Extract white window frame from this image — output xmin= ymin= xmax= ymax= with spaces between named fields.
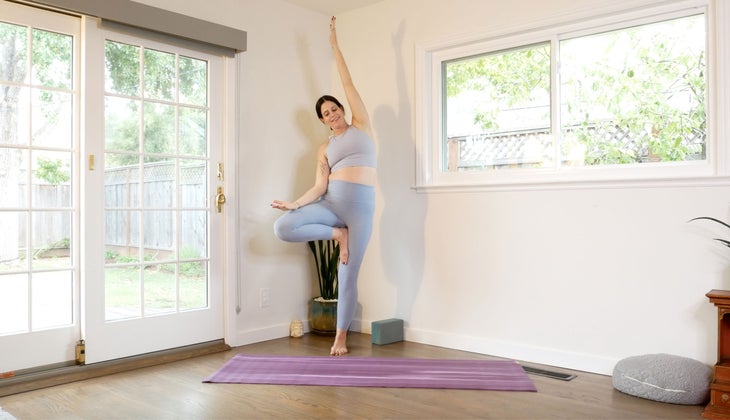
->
xmin=415 ymin=0 xmax=730 ymax=192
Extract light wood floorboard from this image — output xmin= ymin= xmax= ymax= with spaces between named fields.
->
xmin=0 ymin=333 xmax=705 ymax=419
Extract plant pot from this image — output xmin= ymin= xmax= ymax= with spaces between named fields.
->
xmin=309 ymin=297 xmax=337 ymax=336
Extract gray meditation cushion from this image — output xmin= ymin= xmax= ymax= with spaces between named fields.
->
xmin=612 ymin=353 xmax=712 ymax=405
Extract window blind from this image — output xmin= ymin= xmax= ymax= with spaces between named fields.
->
xmin=25 ymin=0 xmax=247 ymax=55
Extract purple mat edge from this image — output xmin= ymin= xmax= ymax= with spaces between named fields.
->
xmin=203 ymin=354 xmax=537 ymax=392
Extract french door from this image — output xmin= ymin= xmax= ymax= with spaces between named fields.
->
xmin=82 ymin=20 xmax=226 ymax=364
xmin=0 ymin=1 xmax=81 ymax=372
xmin=0 ymin=1 xmax=229 ymax=372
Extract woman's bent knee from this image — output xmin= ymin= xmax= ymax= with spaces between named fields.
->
xmin=273 ymin=216 xmax=292 ymax=241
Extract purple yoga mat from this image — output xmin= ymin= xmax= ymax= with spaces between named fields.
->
xmin=203 ymin=354 xmax=537 ymax=391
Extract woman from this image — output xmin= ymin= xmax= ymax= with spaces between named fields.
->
xmin=271 ymin=16 xmax=376 ymax=356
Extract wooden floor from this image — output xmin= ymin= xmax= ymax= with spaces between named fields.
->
xmin=0 ymin=333 xmax=705 ymax=419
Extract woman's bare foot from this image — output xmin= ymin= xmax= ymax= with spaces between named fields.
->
xmin=330 ymin=329 xmax=349 ymax=356
xmin=332 ymin=227 xmax=349 ymax=265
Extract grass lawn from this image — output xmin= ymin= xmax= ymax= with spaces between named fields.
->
xmin=0 ymin=253 xmax=209 ymax=319
xmin=105 ymin=264 xmax=207 ymax=317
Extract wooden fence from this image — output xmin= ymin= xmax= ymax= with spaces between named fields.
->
xmin=15 ymin=160 xmax=207 ymax=260
xmin=447 ymin=123 xmax=706 ymax=171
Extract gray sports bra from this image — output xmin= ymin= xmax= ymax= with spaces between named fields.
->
xmin=326 ymin=126 xmax=377 ymax=172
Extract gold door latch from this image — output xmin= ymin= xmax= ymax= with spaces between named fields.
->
xmin=215 ymin=186 xmax=226 ymax=213
xmin=75 ymin=339 xmax=86 ymax=365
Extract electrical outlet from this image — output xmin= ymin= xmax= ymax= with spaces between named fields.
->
xmin=260 ymin=288 xmax=270 ymax=308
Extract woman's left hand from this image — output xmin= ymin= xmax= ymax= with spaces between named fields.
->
xmin=271 ymin=200 xmax=298 ymax=211
xmin=329 ymin=16 xmax=338 ymax=47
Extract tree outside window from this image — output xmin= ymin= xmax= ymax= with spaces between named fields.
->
xmin=443 ymin=13 xmax=706 ymax=172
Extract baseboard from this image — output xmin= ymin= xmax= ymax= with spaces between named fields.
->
xmin=0 ymin=339 xmax=230 ymax=397
xmin=403 ymin=327 xmax=617 ymax=375
xmin=358 ymin=317 xmax=616 ymax=374
xmin=230 ymin=319 xmax=369 ymax=347
xmin=229 ymin=323 xmax=294 ymax=347
xmin=232 ymin=319 xmax=616 ymax=375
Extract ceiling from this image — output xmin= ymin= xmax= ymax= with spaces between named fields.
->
xmin=282 ymin=0 xmax=384 ymax=16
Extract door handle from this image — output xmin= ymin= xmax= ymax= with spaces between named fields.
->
xmin=215 ymin=186 xmax=226 ymax=213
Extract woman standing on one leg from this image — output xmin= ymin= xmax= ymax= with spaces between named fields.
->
xmin=271 ymin=16 xmax=376 ymax=356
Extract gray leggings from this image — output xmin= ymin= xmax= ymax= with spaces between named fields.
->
xmin=273 ymin=180 xmax=375 ymax=330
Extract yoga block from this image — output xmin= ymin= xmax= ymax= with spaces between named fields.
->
xmin=371 ymin=318 xmax=403 ymax=345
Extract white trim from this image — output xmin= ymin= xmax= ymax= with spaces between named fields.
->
xmin=414 ymin=175 xmax=730 ymax=194
xmin=415 ymin=0 xmax=723 ymax=192
xmin=232 ymin=323 xmax=295 ymax=347
xmin=223 ymin=53 xmax=240 ymax=347
xmin=712 ymin=0 xmax=730 ymax=175
xmin=405 ymin=327 xmax=618 ymax=375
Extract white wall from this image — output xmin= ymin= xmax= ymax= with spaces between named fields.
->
xmin=338 ymin=0 xmax=730 ymax=374
xmin=141 ymin=0 xmax=730 ymax=375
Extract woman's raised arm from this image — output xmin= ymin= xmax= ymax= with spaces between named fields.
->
xmin=329 ymin=17 xmax=371 ymax=135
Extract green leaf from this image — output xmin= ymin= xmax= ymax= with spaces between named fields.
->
xmin=308 ymin=240 xmax=339 ymax=300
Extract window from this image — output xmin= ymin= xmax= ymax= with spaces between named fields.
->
xmin=444 ymin=42 xmax=551 ymax=171
xmin=417 ymin=1 xmax=723 ymax=190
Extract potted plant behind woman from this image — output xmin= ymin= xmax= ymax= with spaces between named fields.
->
xmin=308 ymin=239 xmax=339 ymax=335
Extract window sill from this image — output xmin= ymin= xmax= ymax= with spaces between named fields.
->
xmin=413 ymin=174 xmax=730 ymax=193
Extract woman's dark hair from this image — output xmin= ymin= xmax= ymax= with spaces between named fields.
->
xmin=315 ymin=95 xmax=344 ymax=119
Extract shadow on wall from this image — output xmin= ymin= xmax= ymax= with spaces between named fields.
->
xmin=374 ymin=20 xmax=426 ymax=322
xmin=245 ymin=33 xmax=328 ymax=258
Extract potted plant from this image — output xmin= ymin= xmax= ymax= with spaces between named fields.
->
xmin=690 ymin=217 xmax=730 ymax=248
xmin=307 ymin=239 xmax=340 ymax=335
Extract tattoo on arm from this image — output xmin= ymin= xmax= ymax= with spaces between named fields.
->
xmin=319 ymin=160 xmax=329 ymax=176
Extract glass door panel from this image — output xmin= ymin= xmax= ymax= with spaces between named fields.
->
xmin=0 ymin=1 xmax=80 ymax=372
xmin=102 ymin=39 xmax=210 ymax=321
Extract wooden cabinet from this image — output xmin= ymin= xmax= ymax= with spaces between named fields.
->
xmin=704 ymin=290 xmax=730 ymax=419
